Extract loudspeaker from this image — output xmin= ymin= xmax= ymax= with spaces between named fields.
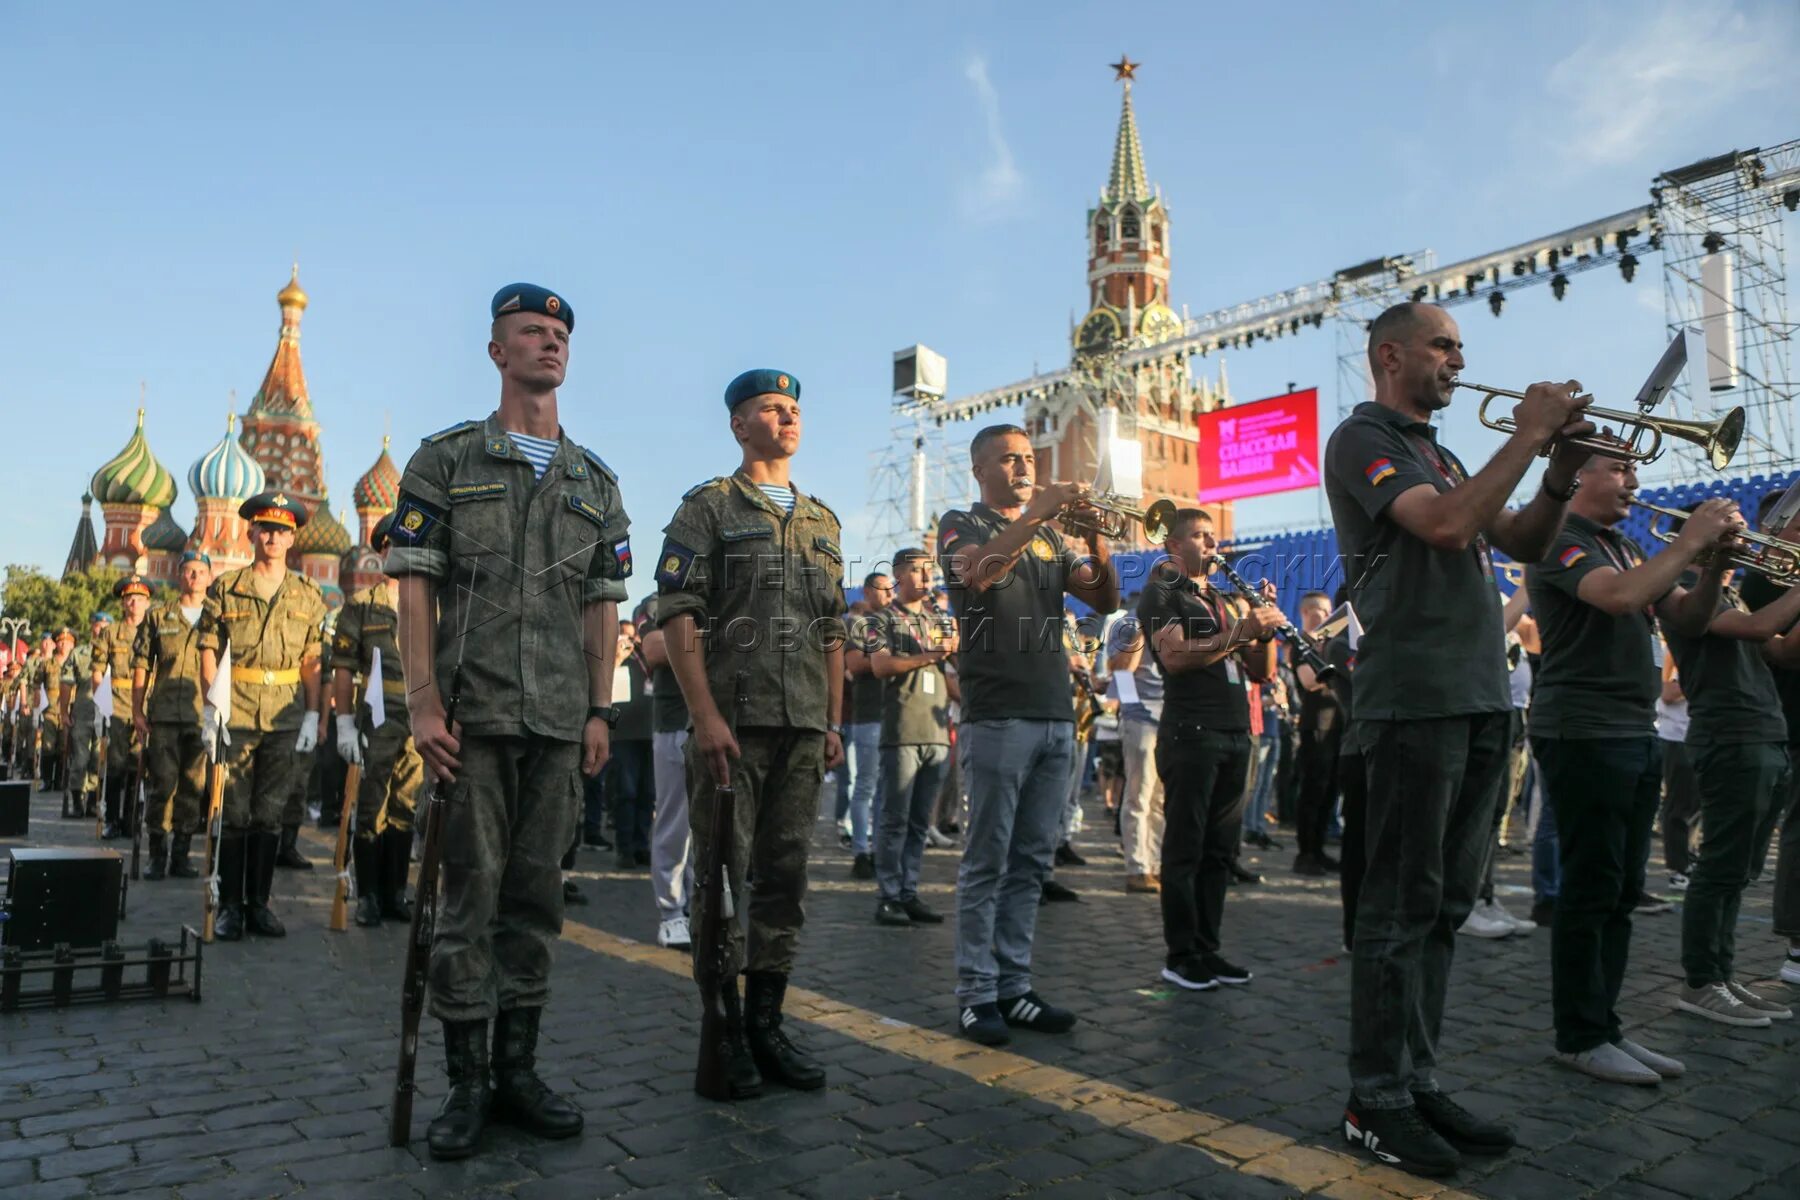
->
xmin=0 ymin=780 xmax=27 ymax=837
xmin=3 ymin=849 xmax=122 ymax=950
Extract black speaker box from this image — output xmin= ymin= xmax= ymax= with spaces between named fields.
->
xmin=0 ymin=780 xmax=27 ymax=837
xmin=3 ymin=848 xmax=122 ymax=950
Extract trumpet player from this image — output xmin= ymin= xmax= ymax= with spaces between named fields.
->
xmin=1743 ymin=490 xmax=1800 ymax=988
xmin=1526 ymin=449 xmax=1745 ymax=1082
xmin=938 ymin=424 xmax=1118 ymax=1046
xmin=1324 ymin=301 xmax=1592 ymax=1177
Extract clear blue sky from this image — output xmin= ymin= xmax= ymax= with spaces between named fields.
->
xmin=3 ymin=1 xmax=1795 ymax=614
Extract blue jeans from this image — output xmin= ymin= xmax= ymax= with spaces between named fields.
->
xmin=876 ymin=743 xmax=951 ymax=902
xmin=1531 ymin=754 xmax=1560 ymax=904
xmin=846 ymin=722 xmax=883 ymax=854
xmin=1242 ymin=732 xmax=1280 ymax=835
xmin=954 ymin=719 xmax=1075 ymax=1006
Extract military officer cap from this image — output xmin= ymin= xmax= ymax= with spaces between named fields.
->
xmin=491 ymin=283 xmax=573 ymax=333
xmin=724 ymin=368 xmax=801 ymax=412
xmin=55 ymin=627 xmax=75 ymax=644
xmin=89 ymin=611 xmax=111 ymax=625
xmin=371 ymin=512 xmax=396 ymax=552
xmin=238 ymin=490 xmax=309 ymax=530
xmin=114 ymin=574 xmax=152 ymax=600
xmin=180 ymin=549 xmax=212 ymax=567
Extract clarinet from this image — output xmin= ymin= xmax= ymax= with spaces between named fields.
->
xmin=1207 ymin=555 xmax=1336 ymax=682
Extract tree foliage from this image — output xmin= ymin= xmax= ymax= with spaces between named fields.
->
xmin=1 ymin=564 xmax=128 ymax=640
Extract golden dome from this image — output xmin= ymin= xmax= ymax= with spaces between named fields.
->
xmin=278 ymin=263 xmax=308 ymax=311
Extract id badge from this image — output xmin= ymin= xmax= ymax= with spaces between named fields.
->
xmin=922 ymin=672 xmax=936 ymax=696
xmin=1224 ymin=659 xmax=1241 ymax=686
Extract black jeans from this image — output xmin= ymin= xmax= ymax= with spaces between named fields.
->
xmin=1659 ymin=739 xmax=1700 ymax=875
xmin=1532 ymin=736 xmax=1660 ymax=1053
xmin=607 ymin=740 xmax=655 ymax=857
xmin=1349 ymin=711 xmax=1509 ymax=1109
xmin=1155 ymin=723 xmax=1251 ymax=968
xmin=1682 ymin=741 xmax=1788 ymax=986
xmin=1338 ymin=750 xmax=1367 ymax=950
xmin=1295 ymin=723 xmax=1342 ymax=858
xmin=1775 ymin=753 xmax=1800 ymax=939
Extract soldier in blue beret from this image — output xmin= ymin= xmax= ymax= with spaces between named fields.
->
xmin=722 ymin=367 xmax=799 ymax=411
xmin=491 ymin=283 xmax=573 ymax=334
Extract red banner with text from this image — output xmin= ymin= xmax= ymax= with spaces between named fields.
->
xmin=1196 ymin=388 xmax=1320 ymax=503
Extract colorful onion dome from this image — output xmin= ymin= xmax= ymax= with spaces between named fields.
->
xmin=91 ymin=408 xmax=178 ymax=508
xmin=141 ymin=507 xmax=189 ymax=553
xmin=278 ymin=262 xmax=308 ymax=311
xmin=353 ymin=436 xmax=400 ymax=512
xmin=294 ymin=499 xmax=352 ymax=555
xmin=189 ymin=411 xmax=267 ymax=501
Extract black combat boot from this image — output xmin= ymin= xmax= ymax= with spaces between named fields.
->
xmin=213 ymin=831 xmax=247 ymax=941
xmin=275 ymin=824 xmax=313 ymax=869
xmin=144 ymin=832 xmax=167 ymax=881
xmin=744 ymin=971 xmax=826 ymax=1090
xmin=168 ymin=833 xmax=199 ymax=878
xmin=353 ymin=835 xmax=382 ymax=927
xmin=426 ymin=1019 xmax=491 ymax=1160
xmin=380 ymin=828 xmax=413 ymax=921
xmin=490 ymin=1008 xmax=584 ymax=1138
xmin=705 ymin=978 xmax=763 ymax=1101
xmin=244 ymin=832 xmax=287 ymax=937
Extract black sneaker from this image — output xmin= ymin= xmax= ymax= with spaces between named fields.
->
xmin=1000 ymin=991 xmax=1076 ymax=1033
xmin=1342 ymin=1095 xmax=1460 ymax=1176
xmin=1039 ymin=879 xmax=1081 ymax=903
xmin=958 ymin=1003 xmax=1010 ymax=1046
xmin=1200 ymin=953 xmax=1252 ymax=986
xmin=875 ymin=899 xmax=912 ymax=926
xmin=1159 ymin=960 xmax=1218 ymax=991
xmin=1530 ymin=898 xmax=1555 ymax=927
xmin=1054 ymin=842 xmax=1087 ymax=867
xmin=851 ymin=853 xmax=875 ymax=880
xmin=1293 ymin=853 xmax=1327 ymax=877
xmin=1410 ymin=1090 xmax=1516 ymax=1155
xmin=901 ymin=898 xmax=944 ymax=924
xmin=837 ymin=830 xmax=854 ymax=850
xmin=562 ymin=880 xmax=589 ymax=906
xmin=1315 ymin=851 xmax=1342 ymax=872
xmin=1228 ymin=860 xmax=1262 ymax=885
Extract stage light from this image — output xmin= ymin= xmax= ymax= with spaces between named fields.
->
xmin=1785 ymin=189 xmax=1799 ymax=212
xmin=1548 ymin=249 xmax=1560 ymax=269
xmin=1411 ymin=285 xmax=1428 ymax=302
xmin=1488 ymin=291 xmax=1505 ymax=317
xmin=1551 ymin=273 xmax=1569 ymax=301
xmin=1619 ymin=253 xmax=1638 ymax=283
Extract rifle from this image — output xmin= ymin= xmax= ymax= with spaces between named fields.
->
xmin=93 ymin=715 xmax=107 ymax=838
xmin=201 ymin=743 xmax=228 ymax=943
xmin=329 ymin=760 xmax=362 ymax=932
xmin=694 ymin=670 xmax=749 ymax=1102
xmin=128 ymin=739 xmax=146 ymax=881
xmin=389 ymin=665 xmax=463 ymax=1147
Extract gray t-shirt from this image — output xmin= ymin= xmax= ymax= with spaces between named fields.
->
xmin=1324 ymin=401 xmax=1509 ymax=721
xmin=873 ymin=604 xmax=951 ymax=747
xmin=1104 ymin=612 xmax=1163 ymax=722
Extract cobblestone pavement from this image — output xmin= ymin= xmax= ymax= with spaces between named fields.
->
xmin=2 ymin=784 xmax=1796 ymax=1200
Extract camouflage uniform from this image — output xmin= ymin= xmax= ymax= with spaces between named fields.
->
xmin=332 ymin=580 xmax=422 ymax=835
xmin=24 ymin=653 xmax=55 ymax=787
xmin=62 ymin=641 xmax=100 ymax=802
xmin=134 ymin=601 xmax=209 ymax=837
xmin=94 ymin=620 xmax=146 ymax=832
xmin=655 ymin=471 xmax=847 ymax=980
xmin=385 ymin=413 xmax=631 ymax=1021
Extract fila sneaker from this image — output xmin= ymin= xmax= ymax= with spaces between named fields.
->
xmin=1342 ymin=1095 xmax=1460 ymax=1177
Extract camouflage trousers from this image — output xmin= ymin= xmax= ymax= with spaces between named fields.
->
xmin=70 ymin=703 xmax=99 ymax=795
xmin=104 ymin=717 xmax=139 ymax=776
xmin=428 ymin=734 xmax=580 ymax=1022
xmin=353 ymin=722 xmax=422 ymax=839
xmin=686 ymin=727 xmax=824 ymax=981
xmin=221 ymin=728 xmax=306 ymax=833
xmin=147 ymin=720 xmax=208 ymax=836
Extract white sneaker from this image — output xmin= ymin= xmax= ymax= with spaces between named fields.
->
xmin=1677 ymin=982 xmax=1771 ymax=1027
xmin=1781 ymin=957 xmax=1800 ymax=986
xmin=925 ymin=826 xmax=952 ymax=848
xmin=1727 ymin=979 xmax=1793 ymax=1020
xmin=657 ymin=916 xmax=691 ymax=950
xmin=1486 ymin=899 xmax=1535 ymax=933
xmin=1615 ymin=1037 xmax=1685 ymax=1078
xmin=1668 ymin=872 xmax=1690 ymax=891
xmin=1554 ymin=1042 xmax=1662 ymax=1085
xmin=1458 ymin=908 xmax=1513 ymax=939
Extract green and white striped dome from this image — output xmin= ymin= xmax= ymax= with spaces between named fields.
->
xmin=91 ymin=408 xmax=178 ymax=508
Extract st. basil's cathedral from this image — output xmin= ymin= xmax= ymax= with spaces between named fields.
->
xmin=64 ymin=266 xmax=398 ymax=609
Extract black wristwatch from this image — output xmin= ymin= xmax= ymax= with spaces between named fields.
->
xmin=1543 ymin=473 xmax=1581 ymax=502
xmin=587 ymin=705 xmax=621 ymax=727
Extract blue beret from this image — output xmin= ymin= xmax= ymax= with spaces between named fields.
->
xmin=90 ymin=611 xmax=111 ymax=624
xmin=724 ymin=368 xmax=800 ymax=411
xmin=180 ymin=550 xmax=212 ymax=567
xmin=371 ymin=512 xmax=396 ymax=551
xmin=238 ymin=490 xmax=309 ymax=530
xmin=491 ymin=283 xmax=573 ymax=333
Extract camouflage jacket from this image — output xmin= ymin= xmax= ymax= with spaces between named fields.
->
xmin=198 ymin=567 xmax=327 ymax=733
xmin=133 ymin=601 xmax=207 ymax=725
xmin=331 ymin=579 xmax=410 ymax=731
xmin=384 ymin=412 xmax=632 ymax=741
xmin=655 ymin=471 xmax=846 ymax=732
xmin=94 ymin=620 xmax=144 ymax=712
xmin=60 ymin=644 xmax=97 ymax=713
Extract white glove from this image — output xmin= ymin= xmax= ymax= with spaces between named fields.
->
xmin=295 ymin=711 xmax=320 ymax=754
xmin=202 ymin=704 xmax=230 ymax=763
xmin=335 ymin=714 xmax=363 ymax=765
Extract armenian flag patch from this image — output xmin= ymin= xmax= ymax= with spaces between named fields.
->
xmin=1559 ymin=545 xmax=1587 ymax=568
xmin=1365 ymin=458 xmax=1398 ymax=487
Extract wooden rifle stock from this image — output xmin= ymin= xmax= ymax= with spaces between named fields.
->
xmin=201 ymin=755 xmax=227 ymax=943
xmin=389 ymin=666 xmax=462 ymax=1148
xmin=693 ymin=670 xmax=749 ymax=1102
xmin=128 ymin=741 xmax=146 ymax=881
xmin=95 ymin=717 xmax=108 ymax=839
xmin=329 ymin=762 xmax=362 ymax=932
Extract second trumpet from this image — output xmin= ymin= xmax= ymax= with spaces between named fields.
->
xmin=1458 ymin=381 xmax=1745 ymax=470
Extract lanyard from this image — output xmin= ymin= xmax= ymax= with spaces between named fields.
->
xmin=1406 ymin=431 xmax=1496 ymax=583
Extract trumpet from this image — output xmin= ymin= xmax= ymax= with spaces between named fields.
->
xmin=1459 ymin=381 xmax=1745 ymax=470
xmin=1495 ymin=561 xmax=1526 ymax=587
xmin=1057 ymin=491 xmax=1179 ymax=542
xmin=1630 ymin=498 xmax=1800 ymax=583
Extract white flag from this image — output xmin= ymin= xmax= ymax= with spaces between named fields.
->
xmin=365 ymin=647 xmax=386 ymax=730
xmin=1345 ymin=604 xmax=1364 ymax=653
xmin=207 ymin=645 xmax=233 ymax=723
xmin=36 ymin=684 xmax=48 ymax=717
xmin=95 ymin=676 xmax=114 ymax=721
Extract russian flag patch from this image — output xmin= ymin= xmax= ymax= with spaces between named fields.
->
xmin=1365 ymin=458 xmax=1398 ymax=487
xmin=613 ymin=538 xmax=633 ymax=579
xmin=1559 ymin=545 xmax=1587 ymax=568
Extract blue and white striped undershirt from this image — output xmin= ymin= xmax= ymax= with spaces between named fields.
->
xmin=507 ymin=431 xmax=559 ymax=479
xmin=757 ymin=483 xmax=795 ymax=514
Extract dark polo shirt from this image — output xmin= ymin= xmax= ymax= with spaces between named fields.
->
xmin=1136 ymin=563 xmax=1248 ymax=732
xmin=1324 ymin=401 xmax=1509 ymax=721
xmin=1526 ymin=513 xmax=1662 ymax=739
xmin=847 ymin=611 xmax=886 ymax=724
xmin=939 ymin=502 xmax=1082 ymax=723
xmin=1739 ymin=571 xmax=1800 ymax=745
xmin=1664 ymin=573 xmax=1787 ymax=746
xmin=873 ymin=603 xmax=951 ymax=747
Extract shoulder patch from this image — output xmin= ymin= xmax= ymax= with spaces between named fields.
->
xmin=581 ymin=448 xmax=618 ymax=483
xmin=566 ymin=494 xmax=608 ymax=527
xmin=422 ymin=419 xmax=481 ymax=445
xmin=683 ymin=477 xmax=728 ymax=501
xmin=656 ymin=540 xmax=697 ymax=589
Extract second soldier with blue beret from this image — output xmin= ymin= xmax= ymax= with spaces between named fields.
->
xmin=656 ymin=367 xmax=848 ymax=1100
xmin=132 ymin=549 xmax=215 ymax=880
